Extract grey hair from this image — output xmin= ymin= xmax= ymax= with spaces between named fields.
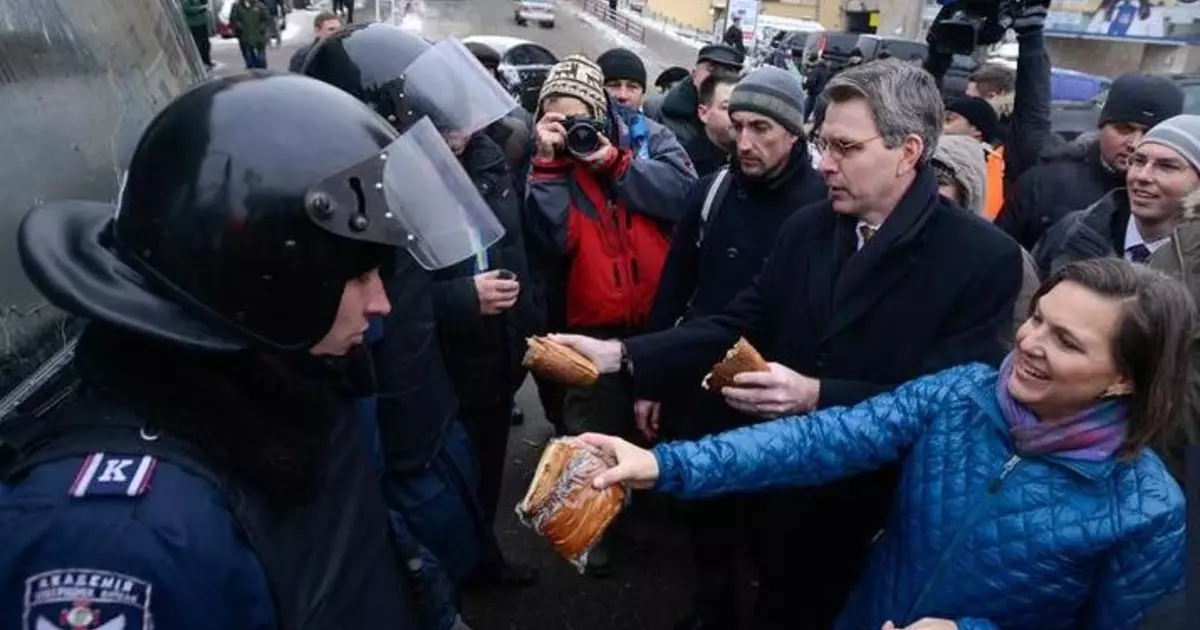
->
xmin=822 ymin=59 xmax=944 ymax=164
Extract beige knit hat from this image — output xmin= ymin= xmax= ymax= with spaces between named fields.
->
xmin=537 ymin=55 xmax=607 ymax=119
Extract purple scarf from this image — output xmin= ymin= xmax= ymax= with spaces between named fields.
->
xmin=995 ymin=353 xmax=1128 ymax=461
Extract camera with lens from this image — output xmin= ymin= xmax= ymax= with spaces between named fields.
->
xmin=563 ymin=115 xmax=603 ymax=157
xmin=928 ymin=0 xmax=1022 ymax=56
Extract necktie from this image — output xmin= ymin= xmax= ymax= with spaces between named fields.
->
xmin=1127 ymin=244 xmax=1151 ymax=264
xmin=859 ymin=224 xmax=878 ymax=247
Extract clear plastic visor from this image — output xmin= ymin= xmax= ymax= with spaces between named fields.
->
xmin=404 ymin=38 xmax=519 ymax=142
xmin=306 ymin=117 xmax=504 ymax=270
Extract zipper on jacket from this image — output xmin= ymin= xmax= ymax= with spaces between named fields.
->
xmin=630 ymin=258 xmax=640 ymax=284
xmin=905 ymin=454 xmax=1024 ymax=620
xmin=987 ymin=454 xmax=1022 ymax=493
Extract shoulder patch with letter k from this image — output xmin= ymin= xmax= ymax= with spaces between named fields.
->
xmin=69 ymin=453 xmax=157 ymax=498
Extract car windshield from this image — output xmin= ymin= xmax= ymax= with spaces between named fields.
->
xmin=1182 ymin=83 xmax=1200 ymax=115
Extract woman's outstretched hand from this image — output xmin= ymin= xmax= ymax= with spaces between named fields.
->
xmin=575 ymin=433 xmax=661 ymax=490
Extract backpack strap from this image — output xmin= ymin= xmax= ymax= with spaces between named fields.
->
xmin=677 ymin=168 xmax=734 ymax=325
xmin=696 ymin=167 xmax=733 ymax=248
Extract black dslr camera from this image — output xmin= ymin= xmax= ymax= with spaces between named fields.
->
xmin=928 ymin=0 xmax=1023 ymax=56
xmin=563 ymin=115 xmax=603 ymax=157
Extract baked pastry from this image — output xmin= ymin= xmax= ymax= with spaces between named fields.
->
xmin=702 ymin=337 xmax=770 ymax=391
xmin=516 ymin=438 xmax=626 ymax=570
xmin=522 ymin=336 xmax=600 ymax=387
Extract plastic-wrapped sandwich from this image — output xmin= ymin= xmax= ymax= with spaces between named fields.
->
xmin=515 ymin=437 xmax=626 ymax=572
xmin=702 ymin=337 xmax=770 ymax=391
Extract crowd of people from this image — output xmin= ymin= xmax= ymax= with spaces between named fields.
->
xmin=0 ymin=0 xmax=1195 ymax=629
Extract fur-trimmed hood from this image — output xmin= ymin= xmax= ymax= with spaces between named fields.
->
xmin=1039 ymin=131 xmax=1100 ymax=164
xmin=933 ymin=134 xmax=987 ymax=215
xmin=1183 ymin=188 xmax=1200 ymax=220
xmin=988 ymin=91 xmax=1015 ymax=119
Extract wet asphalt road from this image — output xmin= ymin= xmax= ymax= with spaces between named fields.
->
xmin=213 ymin=4 xmax=708 ymax=629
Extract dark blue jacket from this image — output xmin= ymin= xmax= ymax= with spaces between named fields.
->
xmin=654 ymin=364 xmax=1186 ymax=629
xmin=357 ymin=318 xmax=482 ymax=630
xmin=0 ymin=454 xmax=274 ymax=629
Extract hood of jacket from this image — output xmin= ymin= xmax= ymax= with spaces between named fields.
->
xmin=933 ymin=134 xmax=988 ymax=215
xmin=1039 ymin=131 xmax=1101 ymax=164
xmin=71 ymin=323 xmax=342 ymax=505
xmin=1157 ymin=188 xmax=1200 ymax=281
xmin=988 ymin=91 xmax=1015 ymax=120
xmin=461 ymin=132 xmax=507 ymax=177
xmin=660 ymin=78 xmax=700 ymax=121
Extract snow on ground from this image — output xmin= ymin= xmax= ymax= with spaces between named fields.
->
xmin=572 ymin=5 xmax=646 ymax=52
xmin=617 ymin=8 xmax=705 ymax=50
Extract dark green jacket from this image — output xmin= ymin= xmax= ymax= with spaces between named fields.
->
xmin=179 ymin=0 xmax=210 ymax=28
xmin=230 ymin=0 xmax=270 ymax=47
xmin=1147 ymin=189 xmax=1200 ymax=482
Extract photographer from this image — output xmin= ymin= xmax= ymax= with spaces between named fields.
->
xmin=925 ymin=0 xmax=1055 ymax=189
xmin=525 ymin=55 xmax=695 ymax=575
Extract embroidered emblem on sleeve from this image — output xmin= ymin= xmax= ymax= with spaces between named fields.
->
xmin=69 ymin=454 xmax=156 ymax=498
xmin=24 ymin=569 xmax=151 ymax=630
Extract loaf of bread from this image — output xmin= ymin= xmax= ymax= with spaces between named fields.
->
xmin=522 ymin=336 xmax=600 ymax=387
xmin=516 ymin=438 xmax=626 ymax=571
xmin=702 ymin=337 xmax=770 ymax=391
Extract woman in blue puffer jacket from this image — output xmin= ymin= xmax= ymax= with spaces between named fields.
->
xmin=580 ymin=258 xmax=1192 ymax=630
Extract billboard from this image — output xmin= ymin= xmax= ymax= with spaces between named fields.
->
xmin=1043 ymin=0 xmax=1200 ymax=44
xmin=725 ymin=0 xmax=761 ymax=48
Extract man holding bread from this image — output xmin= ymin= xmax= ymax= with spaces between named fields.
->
xmin=633 ymin=65 xmax=827 ymax=630
xmin=550 ymin=59 xmax=1024 ymax=630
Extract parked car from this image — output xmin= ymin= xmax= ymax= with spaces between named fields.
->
xmin=801 ymin=31 xmax=861 ymax=71
xmin=1050 ymin=69 xmax=1110 ymax=103
xmin=513 ymin=0 xmax=555 ymax=28
xmin=1049 ymin=73 xmax=1200 ymax=141
xmin=462 ymin=35 xmax=558 ymax=113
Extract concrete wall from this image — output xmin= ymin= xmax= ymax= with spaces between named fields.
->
xmin=1046 ymin=38 xmax=1200 ymax=77
xmin=646 ymin=0 xmax=713 ymax=30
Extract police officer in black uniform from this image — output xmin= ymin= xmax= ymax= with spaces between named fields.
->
xmin=300 ymin=23 xmax=540 ymax=592
xmin=0 ymin=73 xmax=496 ymax=629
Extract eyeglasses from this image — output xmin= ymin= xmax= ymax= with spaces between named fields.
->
xmin=812 ymin=134 xmax=881 ymax=161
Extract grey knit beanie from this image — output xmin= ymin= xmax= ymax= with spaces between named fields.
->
xmin=727 ymin=66 xmax=806 ymax=136
xmin=1140 ymin=114 xmax=1200 ymax=175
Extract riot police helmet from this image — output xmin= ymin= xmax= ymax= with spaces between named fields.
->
xmin=301 ymin=23 xmax=518 ymax=147
xmin=18 ymin=73 xmax=500 ymax=353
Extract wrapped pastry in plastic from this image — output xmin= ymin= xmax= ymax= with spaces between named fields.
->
xmin=515 ymin=437 xmax=627 ymax=572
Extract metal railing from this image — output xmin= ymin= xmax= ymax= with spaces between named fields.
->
xmin=580 ymin=0 xmax=646 ymax=42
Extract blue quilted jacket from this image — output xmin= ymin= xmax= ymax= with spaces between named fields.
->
xmin=653 ymin=364 xmax=1185 ymax=630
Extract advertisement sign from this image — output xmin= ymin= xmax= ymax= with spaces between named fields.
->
xmin=1042 ymin=0 xmax=1200 ymax=44
xmin=726 ymin=0 xmax=761 ymax=49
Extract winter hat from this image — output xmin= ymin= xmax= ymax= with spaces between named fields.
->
xmin=538 ymin=55 xmax=608 ymax=119
xmin=727 ymin=66 xmax=806 ymax=136
xmin=697 ymin=44 xmax=744 ymax=70
xmin=932 ymin=134 xmax=988 ymax=214
xmin=946 ymin=96 xmax=999 ymax=143
xmin=1099 ymin=73 xmax=1184 ymax=129
xmin=1139 ymin=114 xmax=1200 ymax=175
xmin=596 ymin=48 xmax=647 ymax=89
xmin=655 ymin=66 xmax=689 ymax=90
